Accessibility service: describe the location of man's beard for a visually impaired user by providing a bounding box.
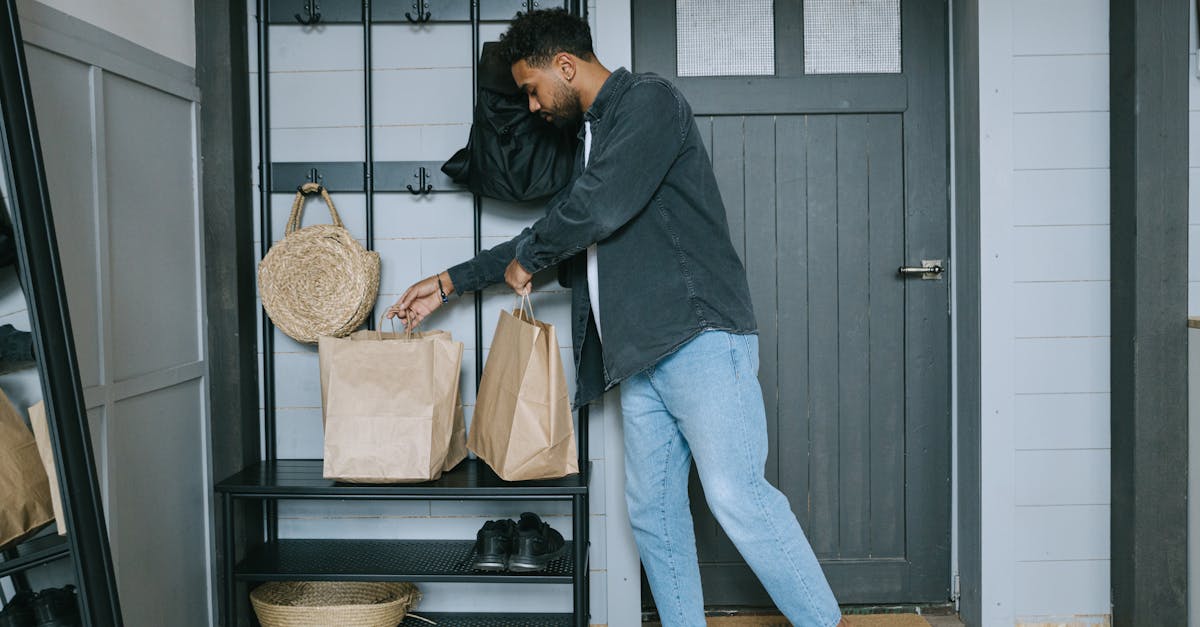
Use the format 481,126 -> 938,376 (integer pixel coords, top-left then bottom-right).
543,80 -> 583,129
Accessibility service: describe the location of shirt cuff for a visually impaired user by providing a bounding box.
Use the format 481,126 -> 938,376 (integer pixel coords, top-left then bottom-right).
446,260 -> 481,295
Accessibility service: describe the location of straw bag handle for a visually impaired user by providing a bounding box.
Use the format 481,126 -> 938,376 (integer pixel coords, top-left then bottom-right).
286,182 -> 344,235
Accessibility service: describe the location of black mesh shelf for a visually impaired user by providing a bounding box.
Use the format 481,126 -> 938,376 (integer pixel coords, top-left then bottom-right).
0,534 -> 71,579
236,539 -> 575,583
217,459 -> 589,498
400,612 -> 572,626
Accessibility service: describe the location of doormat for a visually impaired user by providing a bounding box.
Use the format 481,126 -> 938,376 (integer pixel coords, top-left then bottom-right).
643,614 -> 931,626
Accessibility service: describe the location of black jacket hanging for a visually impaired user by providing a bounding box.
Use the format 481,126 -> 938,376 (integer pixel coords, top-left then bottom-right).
442,41 -> 577,202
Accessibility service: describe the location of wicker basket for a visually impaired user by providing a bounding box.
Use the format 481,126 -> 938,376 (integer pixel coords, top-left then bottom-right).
257,183 -> 380,343
250,581 -> 421,627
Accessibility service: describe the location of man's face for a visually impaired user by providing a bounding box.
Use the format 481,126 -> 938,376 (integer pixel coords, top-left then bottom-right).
512,58 -> 582,129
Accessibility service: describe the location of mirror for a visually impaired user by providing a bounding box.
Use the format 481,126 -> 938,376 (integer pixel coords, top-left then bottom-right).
0,0 -> 122,624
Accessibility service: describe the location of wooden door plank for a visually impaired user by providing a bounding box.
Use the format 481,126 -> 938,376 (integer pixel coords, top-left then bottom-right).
804,114 -> 840,558
744,115 -> 780,485
776,115 -> 811,529
835,114 -> 872,558
867,113 -> 906,558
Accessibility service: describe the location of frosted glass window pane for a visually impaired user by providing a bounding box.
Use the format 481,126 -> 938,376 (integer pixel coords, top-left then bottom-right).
677,0 -> 775,77
804,0 -> 901,74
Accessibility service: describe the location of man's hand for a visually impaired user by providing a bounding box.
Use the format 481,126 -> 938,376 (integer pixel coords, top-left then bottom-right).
505,259 -> 533,296
385,272 -> 454,328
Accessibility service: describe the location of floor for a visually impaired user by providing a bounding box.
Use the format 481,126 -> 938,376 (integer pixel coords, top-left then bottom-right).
641,610 -> 966,626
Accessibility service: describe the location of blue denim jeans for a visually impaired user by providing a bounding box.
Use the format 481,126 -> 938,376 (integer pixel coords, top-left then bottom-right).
620,330 -> 842,627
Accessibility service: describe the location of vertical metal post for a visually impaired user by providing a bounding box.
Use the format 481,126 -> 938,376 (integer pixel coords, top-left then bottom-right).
256,0 -> 276,466
577,406 -> 588,479
363,0 -> 375,330
572,494 -> 589,627
471,0 -> 484,386
256,0 -> 279,545
222,493 -> 236,626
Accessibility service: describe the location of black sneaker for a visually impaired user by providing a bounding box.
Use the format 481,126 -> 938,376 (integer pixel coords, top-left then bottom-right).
31,586 -> 80,627
0,591 -> 36,627
0,325 -> 34,375
508,512 -> 565,572
471,518 -> 517,571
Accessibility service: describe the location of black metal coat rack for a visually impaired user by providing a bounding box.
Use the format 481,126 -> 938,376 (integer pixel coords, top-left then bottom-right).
217,1 -> 592,625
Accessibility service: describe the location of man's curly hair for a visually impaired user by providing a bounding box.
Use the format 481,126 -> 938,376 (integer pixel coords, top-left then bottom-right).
498,8 -> 595,68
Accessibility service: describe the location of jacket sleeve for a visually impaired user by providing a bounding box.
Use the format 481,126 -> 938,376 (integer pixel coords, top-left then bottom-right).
514,81 -> 689,275
446,227 -> 533,294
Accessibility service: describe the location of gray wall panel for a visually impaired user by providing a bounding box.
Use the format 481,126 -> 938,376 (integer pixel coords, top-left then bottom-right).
110,381 -> 207,627
23,45 -> 103,388
103,74 -> 200,381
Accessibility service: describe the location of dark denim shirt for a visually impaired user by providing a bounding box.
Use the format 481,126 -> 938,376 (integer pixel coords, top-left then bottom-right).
448,68 -> 757,407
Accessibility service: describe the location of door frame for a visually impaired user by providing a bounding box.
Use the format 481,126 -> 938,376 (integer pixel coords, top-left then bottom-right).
631,0 -> 953,607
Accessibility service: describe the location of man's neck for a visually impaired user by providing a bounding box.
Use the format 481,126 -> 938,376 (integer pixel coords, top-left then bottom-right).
576,62 -> 612,114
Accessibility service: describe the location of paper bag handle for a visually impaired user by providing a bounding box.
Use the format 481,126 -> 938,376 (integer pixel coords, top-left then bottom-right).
286,182 -> 344,235
376,313 -> 419,340
513,292 -> 536,321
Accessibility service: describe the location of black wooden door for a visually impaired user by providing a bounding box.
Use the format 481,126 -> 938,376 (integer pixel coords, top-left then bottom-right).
633,0 -> 951,606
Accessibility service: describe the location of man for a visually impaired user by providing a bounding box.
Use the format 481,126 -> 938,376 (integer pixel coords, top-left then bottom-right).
387,9 -> 846,626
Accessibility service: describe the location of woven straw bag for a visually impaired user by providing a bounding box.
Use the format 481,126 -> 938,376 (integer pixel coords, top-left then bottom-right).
258,183 -> 380,343
250,581 -> 423,627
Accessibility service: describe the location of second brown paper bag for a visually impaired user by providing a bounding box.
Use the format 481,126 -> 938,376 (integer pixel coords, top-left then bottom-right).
27,402 -> 65,535
319,326 -> 467,483
0,388 -> 54,549
470,297 -> 578,481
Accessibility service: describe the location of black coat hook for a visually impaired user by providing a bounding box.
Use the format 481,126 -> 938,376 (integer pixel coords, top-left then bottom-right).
406,0 -> 431,23
407,166 -> 434,195
297,167 -> 324,192
295,0 -> 322,25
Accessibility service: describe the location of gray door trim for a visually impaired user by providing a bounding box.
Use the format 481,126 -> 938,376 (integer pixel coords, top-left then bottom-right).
194,1 -> 263,623
1108,0 -> 1190,624
950,0 -> 982,624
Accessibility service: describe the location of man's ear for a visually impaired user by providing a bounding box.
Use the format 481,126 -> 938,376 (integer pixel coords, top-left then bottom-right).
555,52 -> 576,81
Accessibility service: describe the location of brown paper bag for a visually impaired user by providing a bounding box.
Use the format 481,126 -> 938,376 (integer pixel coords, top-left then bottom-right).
27,402 -> 65,535
318,324 -> 467,483
470,296 -> 579,481
0,389 -> 54,549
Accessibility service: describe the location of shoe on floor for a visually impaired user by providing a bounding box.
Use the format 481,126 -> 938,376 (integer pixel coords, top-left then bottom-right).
508,512 -> 565,572
31,586 -> 79,627
471,518 -> 517,571
0,591 -> 36,627
0,324 -> 34,375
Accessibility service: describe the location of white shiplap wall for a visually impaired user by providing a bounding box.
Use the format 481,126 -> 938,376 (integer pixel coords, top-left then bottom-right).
981,0 -> 1113,623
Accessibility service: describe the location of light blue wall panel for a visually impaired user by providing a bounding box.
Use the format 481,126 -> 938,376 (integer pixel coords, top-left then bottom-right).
1012,225 -> 1108,282
1014,449 -> 1109,506
1013,282 -> 1108,338
1014,560 -> 1111,617
1015,505 -> 1109,561
1013,169 -> 1109,227
1013,338 -> 1109,394
1013,112 -> 1109,170
1013,55 -> 1108,113
1014,393 -> 1110,451
1011,0 -> 1108,56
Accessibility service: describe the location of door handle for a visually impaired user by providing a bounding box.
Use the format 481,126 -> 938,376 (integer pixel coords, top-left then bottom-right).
898,260 -> 944,280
